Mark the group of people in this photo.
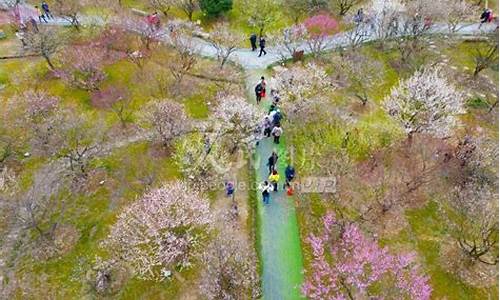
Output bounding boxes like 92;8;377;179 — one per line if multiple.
260;150;295;204
252;77;296;205
35;2;53;23
249;33;267;57
254;77;283;145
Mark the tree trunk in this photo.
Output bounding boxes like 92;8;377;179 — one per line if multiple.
43;54;55;70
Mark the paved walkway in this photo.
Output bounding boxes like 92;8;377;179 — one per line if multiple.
245;70;304;300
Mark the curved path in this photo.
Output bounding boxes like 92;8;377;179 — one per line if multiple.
16;7;497;299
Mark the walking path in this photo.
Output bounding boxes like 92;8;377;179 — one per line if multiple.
8;5;497;299
245;70;304;300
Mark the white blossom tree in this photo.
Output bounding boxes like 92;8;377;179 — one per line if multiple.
207;23;241;69
384;67;465;139
439;0;476;33
273;25;308;62
145;100;190;146
103;181;212;281
199;229;260;299
212;94;262;148
270;63;333;119
366;0;404;41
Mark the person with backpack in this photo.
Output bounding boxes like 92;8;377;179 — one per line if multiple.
255;82;263;104
258;36;267;57
250;33;257;51
271;124;283;144
267;151;278;174
268;170;280;192
284;164;295;189
272;109;282;126
259;181;273;204
41;2;53;20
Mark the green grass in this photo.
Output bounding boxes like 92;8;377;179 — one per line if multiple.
184;93;210;119
402;201;498;299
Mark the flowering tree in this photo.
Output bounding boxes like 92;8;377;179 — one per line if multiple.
145;100;190;146
23;27;64;70
302;213;432;299
174;133;229;191
91;86;132;126
207;23;240;68
384;67;465;139
445;178;498;265
438;0;476;33
8;90;61;156
56;45;107;92
473;31;498;77
333;52;384;105
199;229;260;299
57;113;107;177
211;94;262;152
103;181;212;281
366;0;404;42
270;63;332;119
274;24;308;62
122;16;166;50
303;14;338;56
51;0;83;30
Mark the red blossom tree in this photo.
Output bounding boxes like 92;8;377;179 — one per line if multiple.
302;213;432;300
303;14;338;56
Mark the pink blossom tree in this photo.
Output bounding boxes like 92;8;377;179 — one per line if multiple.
103;181;212;281
302;213;432;300
303;14;338;56
56;45;107;92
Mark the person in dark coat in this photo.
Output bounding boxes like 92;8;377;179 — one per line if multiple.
284;164;295;189
267;151;278;174
258;37;267;57
250;33;257;51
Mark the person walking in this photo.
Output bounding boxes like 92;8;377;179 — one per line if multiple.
258;36;267;57
35;5;47;23
250;33;257;51
479;8;492;28
255;81;263;104
267;151;278;174
268;170;280;192
263;116;272;138
284;164;295;189
225;181;235;197
271;124;283;144
272;108;282;126
41;2;53;20
259;181;273;204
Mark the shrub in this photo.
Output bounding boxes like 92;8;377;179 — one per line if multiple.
199;0;233;17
